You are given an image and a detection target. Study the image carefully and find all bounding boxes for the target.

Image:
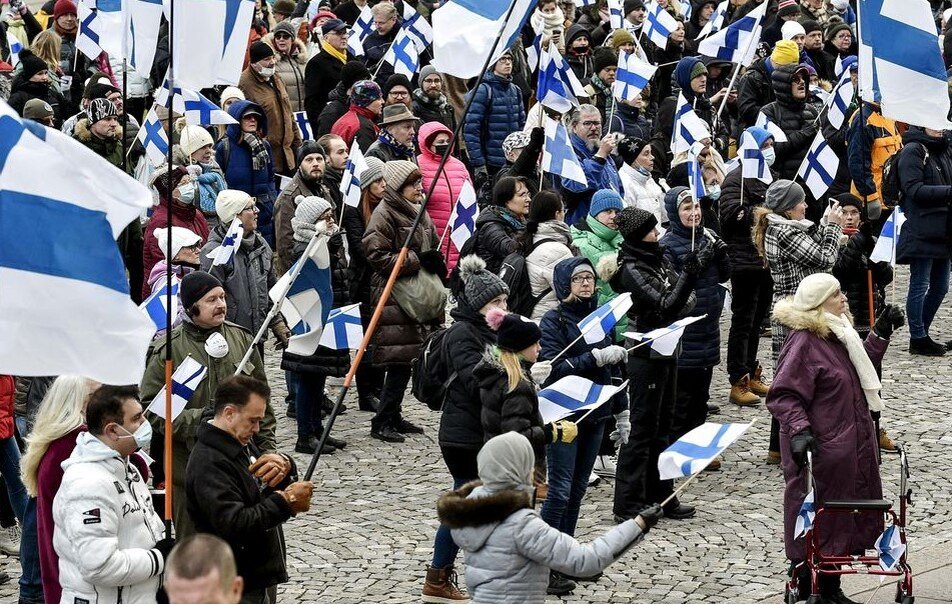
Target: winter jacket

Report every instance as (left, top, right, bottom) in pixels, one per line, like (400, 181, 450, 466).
(141, 193, 210, 300)
(72, 117, 124, 168)
(201, 224, 275, 335)
(526, 221, 576, 321)
(342, 202, 374, 305)
(718, 164, 772, 272)
(463, 71, 526, 170)
(619, 163, 666, 229)
(657, 57, 730, 155)
(272, 172, 323, 276)
(832, 227, 893, 333)
(169, 143, 227, 223)
(53, 433, 165, 604)
(331, 104, 380, 151)
(266, 34, 308, 113)
(474, 355, 548, 458)
(471, 206, 525, 274)
(365, 134, 418, 163)
(571, 216, 627, 339)
(0, 375, 12, 440)
(660, 189, 730, 369)
(418, 121, 472, 274)
(108, 55, 151, 99)
(736, 57, 775, 131)
(304, 44, 347, 127)
(412, 88, 458, 133)
(493, 126, 544, 197)
(760, 65, 820, 181)
(896, 128, 952, 262)
(440, 481, 644, 604)
(7, 73, 66, 123)
(561, 133, 624, 225)
(238, 66, 302, 173)
(186, 422, 296, 593)
(767, 305, 887, 562)
(363, 25, 398, 79)
(564, 24, 595, 85)
(846, 104, 902, 208)
(315, 83, 350, 137)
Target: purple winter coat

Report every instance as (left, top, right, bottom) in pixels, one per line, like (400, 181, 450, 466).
(766, 305, 887, 562)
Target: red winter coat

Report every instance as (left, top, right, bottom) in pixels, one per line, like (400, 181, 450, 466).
(331, 105, 380, 152)
(417, 121, 473, 275)
(0, 375, 14, 439)
(141, 195, 210, 299)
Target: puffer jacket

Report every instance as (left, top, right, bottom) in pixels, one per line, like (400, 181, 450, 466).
(619, 163, 666, 229)
(471, 206, 525, 274)
(272, 172, 323, 276)
(526, 221, 576, 321)
(108, 56, 151, 99)
(0, 375, 13, 440)
(463, 71, 527, 170)
(760, 65, 820, 181)
(896, 127, 952, 262)
(53, 433, 165, 604)
(718, 164, 773, 271)
(660, 188, 730, 369)
(736, 57, 774, 131)
(571, 216, 627, 339)
(561, 133, 624, 225)
(439, 481, 643, 604)
(201, 223, 275, 335)
(474, 354, 548, 458)
(141, 189, 211, 300)
(266, 33, 308, 113)
(564, 24, 594, 85)
(418, 121, 472, 274)
(539, 257, 628, 423)
(832, 227, 893, 333)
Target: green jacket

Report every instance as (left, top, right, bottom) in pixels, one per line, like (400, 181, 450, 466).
(72, 118, 126, 171)
(571, 216, 627, 342)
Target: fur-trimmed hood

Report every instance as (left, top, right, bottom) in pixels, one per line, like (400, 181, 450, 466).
(437, 481, 532, 551)
(772, 298, 832, 338)
(262, 32, 308, 65)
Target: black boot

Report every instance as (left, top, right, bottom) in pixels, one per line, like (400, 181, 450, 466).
(371, 424, 405, 443)
(909, 336, 947, 356)
(546, 571, 576, 595)
(394, 417, 424, 434)
(295, 436, 336, 455)
(662, 498, 697, 520)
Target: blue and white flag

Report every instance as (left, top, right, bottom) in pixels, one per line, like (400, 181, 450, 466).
(184, 90, 237, 126)
(696, 0, 728, 39)
(658, 421, 752, 479)
(578, 293, 633, 345)
(384, 29, 420, 78)
(154, 72, 185, 113)
(432, 0, 535, 78)
(672, 92, 710, 154)
(538, 43, 587, 113)
(874, 524, 906, 571)
(859, 0, 952, 130)
(139, 275, 180, 332)
(340, 140, 368, 208)
(870, 206, 905, 265)
(738, 130, 772, 184)
(793, 489, 816, 540)
(755, 111, 788, 143)
(538, 376, 628, 424)
(678, 0, 692, 20)
(401, 1, 433, 52)
(573, 0, 597, 5)
(77, 0, 104, 60)
(269, 233, 334, 356)
(613, 49, 657, 103)
(95, 0, 124, 57)
(124, 0, 164, 77)
(698, 0, 765, 66)
(318, 303, 364, 350)
(136, 108, 168, 167)
(146, 356, 206, 420)
(608, 0, 624, 30)
(797, 132, 839, 200)
(449, 180, 478, 251)
(824, 71, 855, 131)
(525, 20, 543, 73)
(294, 111, 312, 141)
(542, 115, 586, 187)
(5, 30, 22, 68)
(348, 4, 375, 56)
(167, 0, 256, 89)
(0, 102, 155, 384)
(208, 218, 243, 266)
(624, 314, 706, 356)
(687, 141, 707, 205)
(643, 0, 680, 48)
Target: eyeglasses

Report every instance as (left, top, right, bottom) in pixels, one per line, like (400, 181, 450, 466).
(581, 120, 601, 128)
(571, 275, 596, 284)
(496, 56, 513, 63)
(389, 90, 410, 98)
(274, 32, 293, 39)
(240, 204, 258, 213)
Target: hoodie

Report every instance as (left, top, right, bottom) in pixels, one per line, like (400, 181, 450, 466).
(418, 121, 472, 273)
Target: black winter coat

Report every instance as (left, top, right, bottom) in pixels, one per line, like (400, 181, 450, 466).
(719, 164, 773, 271)
(471, 206, 525, 274)
(475, 357, 548, 459)
(304, 50, 345, 129)
(832, 227, 893, 333)
(493, 127, 544, 197)
(760, 65, 819, 181)
(896, 128, 952, 262)
(736, 58, 774, 131)
(412, 89, 458, 133)
(315, 83, 349, 137)
(186, 422, 295, 592)
(7, 75, 66, 124)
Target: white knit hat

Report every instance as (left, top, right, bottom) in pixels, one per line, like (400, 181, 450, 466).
(792, 273, 841, 311)
(179, 125, 214, 157)
(154, 226, 202, 261)
(216, 189, 253, 223)
(781, 20, 806, 41)
(220, 86, 245, 106)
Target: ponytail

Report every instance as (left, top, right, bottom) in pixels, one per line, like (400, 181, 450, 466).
(751, 206, 772, 267)
(516, 190, 564, 254)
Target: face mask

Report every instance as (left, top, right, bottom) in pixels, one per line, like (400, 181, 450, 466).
(706, 184, 721, 201)
(117, 421, 153, 450)
(257, 66, 275, 78)
(762, 147, 776, 167)
(433, 143, 450, 156)
(176, 182, 196, 204)
(205, 332, 229, 358)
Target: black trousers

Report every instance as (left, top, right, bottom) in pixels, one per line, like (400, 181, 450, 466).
(727, 269, 773, 384)
(355, 362, 385, 402)
(671, 366, 714, 441)
(372, 365, 411, 431)
(613, 355, 676, 518)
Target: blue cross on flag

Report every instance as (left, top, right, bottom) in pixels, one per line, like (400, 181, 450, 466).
(449, 181, 478, 251)
(269, 233, 334, 356)
(183, 91, 237, 126)
(696, 0, 728, 39)
(139, 275, 180, 332)
(401, 2, 433, 52)
(77, 0, 104, 60)
(754, 111, 788, 142)
(538, 43, 587, 114)
(318, 303, 364, 350)
(613, 50, 657, 103)
(384, 29, 420, 78)
(348, 4, 375, 56)
(431, 0, 535, 79)
(658, 421, 752, 479)
(146, 356, 207, 420)
(5, 30, 22, 67)
(687, 141, 707, 205)
(874, 524, 906, 571)
(793, 489, 815, 540)
(525, 20, 543, 73)
(538, 376, 628, 424)
(169, 0, 256, 89)
(124, 0, 165, 78)
(294, 111, 313, 141)
(824, 70, 855, 130)
(136, 107, 170, 167)
(870, 206, 905, 265)
(624, 314, 707, 356)
(340, 140, 368, 208)
(643, 0, 680, 48)
(672, 92, 710, 154)
(608, 0, 624, 29)
(697, 0, 765, 67)
(208, 218, 243, 266)
(542, 115, 586, 187)
(797, 132, 839, 200)
(578, 293, 633, 344)
(738, 130, 772, 184)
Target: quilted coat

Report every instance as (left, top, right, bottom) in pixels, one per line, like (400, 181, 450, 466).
(463, 71, 527, 170)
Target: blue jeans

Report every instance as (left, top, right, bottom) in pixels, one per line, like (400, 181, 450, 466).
(18, 498, 43, 603)
(0, 437, 27, 523)
(285, 370, 299, 407)
(295, 374, 326, 441)
(432, 446, 479, 569)
(906, 257, 951, 338)
(541, 420, 606, 537)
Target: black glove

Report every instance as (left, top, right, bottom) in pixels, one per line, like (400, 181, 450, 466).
(528, 126, 545, 149)
(683, 251, 702, 275)
(710, 237, 729, 260)
(790, 428, 815, 469)
(153, 537, 176, 559)
(637, 504, 663, 532)
(873, 304, 905, 339)
(418, 249, 448, 280)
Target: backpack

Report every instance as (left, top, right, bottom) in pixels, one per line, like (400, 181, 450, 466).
(881, 143, 926, 207)
(498, 238, 556, 316)
(411, 325, 458, 411)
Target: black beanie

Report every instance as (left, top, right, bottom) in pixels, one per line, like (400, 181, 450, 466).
(17, 50, 48, 82)
(180, 271, 223, 310)
(800, 19, 822, 35)
(616, 207, 659, 242)
(832, 192, 862, 211)
(249, 41, 274, 64)
(624, 0, 646, 13)
(618, 137, 650, 165)
(592, 47, 618, 75)
(485, 308, 542, 353)
(383, 73, 411, 97)
(296, 140, 326, 166)
(341, 60, 371, 90)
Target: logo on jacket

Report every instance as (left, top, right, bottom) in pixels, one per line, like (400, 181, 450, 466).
(82, 508, 101, 525)
(114, 481, 125, 494)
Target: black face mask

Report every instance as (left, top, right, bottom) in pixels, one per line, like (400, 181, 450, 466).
(433, 143, 450, 156)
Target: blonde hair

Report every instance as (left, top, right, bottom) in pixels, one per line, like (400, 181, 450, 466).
(21, 376, 97, 497)
(31, 30, 62, 70)
(493, 347, 527, 393)
(751, 206, 773, 267)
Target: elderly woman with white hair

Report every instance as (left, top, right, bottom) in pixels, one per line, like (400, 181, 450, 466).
(767, 273, 904, 602)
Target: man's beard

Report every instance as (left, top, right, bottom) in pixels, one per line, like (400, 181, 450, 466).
(584, 137, 598, 152)
(425, 89, 442, 100)
(300, 169, 323, 184)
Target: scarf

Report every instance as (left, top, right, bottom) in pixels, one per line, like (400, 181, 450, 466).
(378, 129, 415, 160)
(823, 312, 884, 412)
(291, 216, 316, 243)
(242, 132, 270, 171)
(530, 7, 565, 37)
(320, 39, 347, 64)
(53, 20, 76, 40)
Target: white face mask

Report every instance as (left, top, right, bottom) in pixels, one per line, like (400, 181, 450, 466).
(117, 421, 153, 450)
(257, 66, 275, 78)
(762, 147, 776, 168)
(205, 332, 229, 358)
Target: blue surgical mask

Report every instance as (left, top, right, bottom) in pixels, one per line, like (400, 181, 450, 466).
(177, 182, 196, 205)
(762, 147, 776, 168)
(118, 421, 153, 450)
(707, 184, 721, 201)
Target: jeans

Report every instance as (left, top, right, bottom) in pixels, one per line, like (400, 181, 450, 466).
(905, 257, 951, 339)
(541, 421, 606, 537)
(671, 367, 714, 441)
(372, 366, 411, 431)
(284, 370, 299, 407)
(18, 497, 43, 603)
(295, 373, 326, 441)
(432, 447, 479, 569)
(727, 269, 773, 383)
(0, 437, 27, 523)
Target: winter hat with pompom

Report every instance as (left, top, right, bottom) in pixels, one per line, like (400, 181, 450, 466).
(485, 307, 542, 353)
(458, 255, 509, 311)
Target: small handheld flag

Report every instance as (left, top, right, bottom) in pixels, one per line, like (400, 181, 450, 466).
(643, 0, 680, 48)
(738, 130, 772, 184)
(146, 356, 207, 421)
(658, 421, 752, 480)
(697, 0, 765, 66)
(613, 50, 657, 103)
(793, 489, 816, 540)
(797, 132, 839, 200)
(578, 293, 633, 345)
(874, 524, 906, 571)
(318, 303, 364, 350)
(208, 218, 243, 266)
(340, 140, 368, 208)
(869, 207, 905, 265)
(754, 111, 788, 143)
(542, 115, 587, 187)
(538, 376, 628, 424)
(384, 29, 420, 78)
(624, 315, 707, 356)
(538, 44, 586, 114)
(136, 107, 170, 167)
(139, 276, 181, 332)
(448, 181, 478, 251)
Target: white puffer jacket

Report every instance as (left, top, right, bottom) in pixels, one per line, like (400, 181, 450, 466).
(53, 432, 165, 604)
(619, 163, 667, 232)
(526, 221, 575, 322)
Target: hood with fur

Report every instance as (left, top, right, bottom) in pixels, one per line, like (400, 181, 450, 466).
(437, 481, 532, 551)
(772, 298, 833, 338)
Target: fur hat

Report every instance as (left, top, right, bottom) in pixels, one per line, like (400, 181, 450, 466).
(180, 271, 222, 310)
(87, 97, 118, 125)
(791, 273, 841, 311)
(249, 41, 274, 64)
(154, 226, 202, 261)
(764, 179, 805, 214)
(459, 255, 509, 311)
(485, 307, 542, 353)
(589, 189, 624, 218)
(179, 126, 214, 157)
(215, 189, 253, 223)
(616, 206, 658, 242)
(360, 157, 385, 190)
(382, 160, 421, 194)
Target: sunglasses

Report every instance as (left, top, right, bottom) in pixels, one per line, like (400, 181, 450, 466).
(274, 32, 293, 39)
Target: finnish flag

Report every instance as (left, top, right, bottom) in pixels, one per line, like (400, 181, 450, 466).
(348, 4, 375, 56)
(824, 71, 855, 131)
(578, 293, 633, 345)
(624, 314, 707, 356)
(672, 93, 710, 154)
(643, 0, 680, 48)
(183, 90, 238, 126)
(384, 29, 420, 78)
(318, 303, 364, 350)
(542, 115, 587, 188)
(537, 44, 587, 114)
(77, 0, 104, 60)
(793, 489, 815, 540)
(755, 111, 788, 143)
(168, 0, 256, 89)
(294, 111, 312, 141)
(608, 0, 624, 30)
(146, 356, 207, 421)
(869, 207, 905, 265)
(698, 0, 765, 66)
(124, 0, 164, 78)
(402, 2, 433, 52)
(687, 141, 707, 204)
(797, 132, 839, 200)
(738, 130, 772, 184)
(208, 218, 243, 266)
(538, 376, 628, 424)
(874, 524, 906, 571)
(139, 276, 180, 332)
(431, 0, 535, 79)
(613, 50, 657, 103)
(658, 421, 752, 480)
(6, 30, 22, 67)
(696, 0, 728, 39)
(136, 108, 169, 167)
(525, 21, 543, 73)
(270, 233, 334, 356)
(154, 72, 185, 113)
(449, 181, 478, 251)
(340, 140, 368, 208)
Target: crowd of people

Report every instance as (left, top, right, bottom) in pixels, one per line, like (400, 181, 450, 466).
(2, 0, 952, 602)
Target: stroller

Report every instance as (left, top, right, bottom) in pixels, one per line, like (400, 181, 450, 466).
(785, 446, 914, 604)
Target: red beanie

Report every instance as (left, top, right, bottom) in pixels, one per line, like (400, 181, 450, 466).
(53, 0, 77, 18)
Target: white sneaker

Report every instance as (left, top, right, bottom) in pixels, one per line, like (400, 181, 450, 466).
(593, 455, 617, 478)
(587, 472, 601, 486)
(0, 524, 20, 557)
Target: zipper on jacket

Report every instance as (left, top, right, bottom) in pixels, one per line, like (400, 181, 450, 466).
(117, 585, 123, 603)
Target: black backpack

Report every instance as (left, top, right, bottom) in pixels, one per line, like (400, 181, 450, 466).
(498, 238, 556, 316)
(881, 143, 927, 207)
(411, 325, 458, 411)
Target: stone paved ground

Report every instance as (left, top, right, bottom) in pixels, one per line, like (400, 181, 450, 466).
(1, 269, 949, 603)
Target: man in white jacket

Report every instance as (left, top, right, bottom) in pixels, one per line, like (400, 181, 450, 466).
(53, 385, 174, 604)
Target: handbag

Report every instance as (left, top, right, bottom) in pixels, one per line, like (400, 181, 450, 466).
(391, 268, 447, 323)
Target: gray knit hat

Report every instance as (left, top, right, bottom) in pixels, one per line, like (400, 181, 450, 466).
(383, 160, 421, 195)
(294, 195, 332, 224)
(360, 157, 385, 190)
(458, 255, 509, 311)
(764, 179, 806, 214)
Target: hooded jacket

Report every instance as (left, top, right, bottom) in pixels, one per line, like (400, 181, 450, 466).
(526, 221, 576, 321)
(463, 70, 527, 170)
(471, 205, 525, 274)
(473, 354, 548, 459)
(418, 121, 472, 274)
(896, 127, 952, 262)
(7, 72, 66, 123)
(760, 65, 820, 180)
(564, 24, 595, 85)
(238, 64, 302, 173)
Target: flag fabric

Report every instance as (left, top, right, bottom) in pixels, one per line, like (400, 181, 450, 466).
(294, 111, 312, 141)
(859, 0, 951, 130)
(573, 0, 597, 5)
(658, 421, 752, 480)
(824, 71, 855, 130)
(431, 0, 535, 79)
(94, 0, 123, 57)
(738, 130, 772, 184)
(578, 293, 633, 344)
(613, 50, 657, 103)
(183, 90, 237, 126)
(624, 315, 707, 356)
(672, 92, 711, 154)
(755, 111, 788, 143)
(270, 234, 334, 356)
(542, 115, 586, 187)
(383, 29, 420, 78)
(696, 0, 728, 39)
(793, 489, 816, 540)
(679, 0, 692, 20)
(154, 72, 185, 113)
(869, 207, 906, 264)
(538, 376, 628, 424)
(208, 218, 243, 266)
(874, 524, 906, 571)
(698, 0, 765, 66)
(448, 180, 478, 251)
(77, 0, 104, 60)
(537, 44, 587, 113)
(525, 20, 543, 73)
(643, 0, 680, 48)
(0, 102, 155, 384)
(401, 1, 433, 52)
(348, 4, 375, 56)
(340, 140, 368, 208)
(123, 0, 164, 77)
(139, 276, 180, 332)
(136, 107, 169, 167)
(5, 30, 22, 68)
(687, 141, 707, 204)
(318, 303, 364, 350)
(168, 0, 256, 89)
(835, 54, 845, 79)
(146, 356, 207, 420)
(797, 132, 839, 200)
(608, 0, 624, 29)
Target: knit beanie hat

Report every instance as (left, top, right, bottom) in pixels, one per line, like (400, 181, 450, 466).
(791, 273, 840, 311)
(690, 60, 708, 81)
(781, 20, 806, 41)
(825, 21, 852, 43)
(458, 255, 509, 311)
(17, 50, 48, 81)
(771, 40, 800, 66)
(296, 139, 326, 166)
(180, 271, 222, 310)
(764, 179, 805, 214)
(610, 28, 635, 50)
(485, 308, 542, 353)
(249, 41, 274, 64)
(832, 192, 862, 211)
(53, 0, 76, 19)
(215, 189, 253, 223)
(272, 0, 295, 16)
(23, 99, 55, 121)
(152, 165, 189, 199)
(383, 160, 421, 194)
(179, 125, 214, 157)
(272, 20, 296, 38)
(502, 130, 531, 155)
(84, 82, 120, 102)
(419, 65, 439, 82)
(383, 73, 412, 98)
(776, 0, 799, 19)
(87, 97, 118, 125)
(341, 61, 371, 89)
(618, 136, 649, 165)
(154, 226, 202, 261)
(294, 195, 333, 224)
(616, 206, 658, 242)
(744, 125, 774, 149)
(800, 19, 821, 35)
(350, 80, 382, 107)
(360, 157, 385, 190)
(593, 47, 618, 75)
(220, 86, 245, 106)
(589, 189, 624, 218)
(624, 0, 646, 13)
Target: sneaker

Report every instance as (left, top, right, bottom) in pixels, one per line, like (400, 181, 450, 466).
(294, 437, 335, 455)
(394, 418, 425, 434)
(546, 571, 576, 596)
(909, 337, 947, 356)
(422, 565, 469, 603)
(749, 365, 770, 397)
(766, 450, 782, 465)
(371, 425, 406, 443)
(0, 524, 19, 557)
(593, 455, 617, 478)
(878, 428, 897, 453)
(729, 374, 761, 407)
(587, 472, 601, 487)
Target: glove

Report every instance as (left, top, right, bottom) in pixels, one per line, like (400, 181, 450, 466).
(873, 304, 905, 340)
(610, 409, 631, 445)
(790, 428, 816, 469)
(418, 249, 448, 280)
(281, 481, 314, 514)
(530, 360, 552, 385)
(710, 237, 728, 260)
(153, 537, 176, 559)
(636, 504, 663, 532)
(528, 126, 545, 149)
(549, 420, 578, 443)
(592, 345, 627, 367)
(271, 317, 291, 350)
(683, 251, 703, 276)
(185, 164, 202, 179)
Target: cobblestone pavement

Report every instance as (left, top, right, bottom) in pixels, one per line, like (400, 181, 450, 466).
(1, 270, 949, 603)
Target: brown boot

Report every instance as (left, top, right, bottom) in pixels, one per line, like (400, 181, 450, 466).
(749, 366, 770, 397)
(729, 375, 761, 407)
(704, 456, 722, 472)
(879, 428, 897, 452)
(422, 565, 470, 603)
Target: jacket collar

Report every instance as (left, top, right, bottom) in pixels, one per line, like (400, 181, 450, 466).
(437, 481, 532, 529)
(197, 421, 248, 460)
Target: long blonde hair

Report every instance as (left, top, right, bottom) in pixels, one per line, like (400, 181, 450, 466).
(21, 376, 96, 497)
(493, 347, 527, 393)
(751, 206, 774, 266)
(30, 30, 62, 70)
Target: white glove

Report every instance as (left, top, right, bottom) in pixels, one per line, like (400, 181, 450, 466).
(185, 164, 202, 179)
(530, 360, 552, 385)
(610, 410, 631, 445)
(592, 345, 627, 367)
